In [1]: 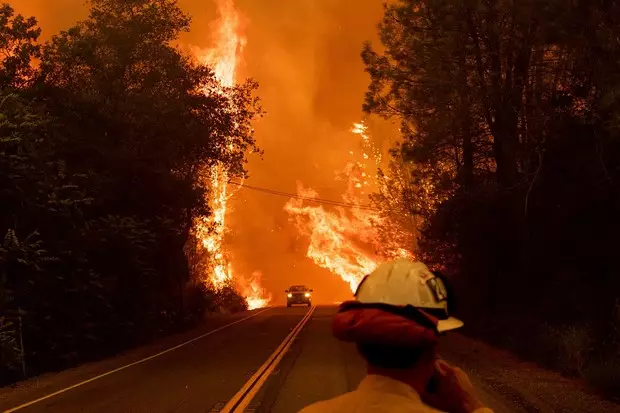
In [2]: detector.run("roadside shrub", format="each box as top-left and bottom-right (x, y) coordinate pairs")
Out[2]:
(585, 354), (620, 400)
(539, 324), (593, 376)
(184, 281), (248, 318)
(184, 281), (215, 321)
(215, 285), (248, 314)
(0, 317), (21, 384)
(586, 302), (620, 400)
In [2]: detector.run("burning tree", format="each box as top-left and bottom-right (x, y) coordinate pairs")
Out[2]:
(191, 0), (271, 310)
(0, 0), (265, 381)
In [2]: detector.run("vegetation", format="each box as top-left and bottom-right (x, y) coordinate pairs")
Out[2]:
(365, 0), (620, 399)
(0, 0), (256, 384)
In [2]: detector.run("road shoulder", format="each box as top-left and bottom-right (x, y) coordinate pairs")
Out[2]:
(440, 333), (620, 413)
(0, 309), (269, 410)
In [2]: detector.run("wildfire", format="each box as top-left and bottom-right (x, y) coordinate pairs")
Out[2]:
(285, 122), (412, 293)
(195, 0), (270, 310)
(193, 0), (246, 88)
(244, 271), (271, 310)
(285, 186), (379, 292)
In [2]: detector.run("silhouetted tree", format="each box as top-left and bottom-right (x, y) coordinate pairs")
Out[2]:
(365, 0), (620, 396)
(0, 0), (259, 382)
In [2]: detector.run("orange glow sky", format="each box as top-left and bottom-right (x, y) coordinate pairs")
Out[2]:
(10, 0), (393, 304)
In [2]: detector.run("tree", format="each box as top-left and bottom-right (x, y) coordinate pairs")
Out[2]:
(0, 0), (260, 382)
(364, 0), (620, 394)
(0, 88), (79, 381)
(38, 0), (259, 237)
(0, 4), (40, 89)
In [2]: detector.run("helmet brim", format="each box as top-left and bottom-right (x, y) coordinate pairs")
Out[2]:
(437, 316), (464, 332)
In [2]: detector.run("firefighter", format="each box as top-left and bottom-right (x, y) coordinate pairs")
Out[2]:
(299, 258), (493, 413)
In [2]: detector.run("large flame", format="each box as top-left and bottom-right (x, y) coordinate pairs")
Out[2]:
(193, 0), (246, 89)
(244, 271), (271, 310)
(285, 122), (412, 293)
(195, 0), (270, 310)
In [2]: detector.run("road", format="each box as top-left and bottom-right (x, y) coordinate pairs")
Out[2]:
(0, 306), (618, 413)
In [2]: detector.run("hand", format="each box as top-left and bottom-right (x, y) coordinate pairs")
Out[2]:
(422, 359), (487, 413)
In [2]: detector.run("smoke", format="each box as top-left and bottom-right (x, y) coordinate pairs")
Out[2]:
(228, 1), (385, 304)
(12, 0), (387, 304)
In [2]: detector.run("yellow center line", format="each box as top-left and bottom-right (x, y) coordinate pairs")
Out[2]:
(3, 308), (272, 413)
(221, 306), (316, 413)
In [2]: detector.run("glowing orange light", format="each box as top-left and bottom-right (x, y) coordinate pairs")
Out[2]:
(194, 0), (270, 309)
(193, 0), (245, 89)
(285, 122), (412, 293)
(243, 271), (271, 310)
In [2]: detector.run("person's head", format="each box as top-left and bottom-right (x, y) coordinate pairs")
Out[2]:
(332, 259), (463, 390)
(356, 342), (432, 370)
(356, 341), (438, 389)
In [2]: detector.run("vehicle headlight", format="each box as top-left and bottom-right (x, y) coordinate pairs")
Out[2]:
(287, 293), (292, 298)
(305, 292), (310, 298)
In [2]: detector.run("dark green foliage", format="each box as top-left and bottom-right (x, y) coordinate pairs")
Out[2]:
(365, 0), (620, 398)
(0, 0), (257, 383)
(0, 4), (40, 89)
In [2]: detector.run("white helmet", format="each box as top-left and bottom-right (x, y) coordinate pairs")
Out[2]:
(355, 258), (464, 332)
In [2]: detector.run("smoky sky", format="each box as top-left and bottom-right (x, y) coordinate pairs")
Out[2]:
(11, 0), (387, 304)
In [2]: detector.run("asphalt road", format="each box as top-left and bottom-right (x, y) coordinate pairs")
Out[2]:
(0, 306), (618, 413)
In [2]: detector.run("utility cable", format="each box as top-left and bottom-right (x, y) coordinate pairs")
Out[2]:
(226, 180), (381, 211)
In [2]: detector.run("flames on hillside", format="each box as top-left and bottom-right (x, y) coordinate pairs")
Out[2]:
(285, 122), (413, 293)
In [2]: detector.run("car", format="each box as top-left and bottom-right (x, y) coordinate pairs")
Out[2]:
(285, 285), (313, 307)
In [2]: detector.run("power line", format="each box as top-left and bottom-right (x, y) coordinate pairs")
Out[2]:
(226, 181), (381, 211)
(227, 181), (378, 210)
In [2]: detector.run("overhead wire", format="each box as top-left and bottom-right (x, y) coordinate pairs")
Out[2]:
(226, 180), (381, 211)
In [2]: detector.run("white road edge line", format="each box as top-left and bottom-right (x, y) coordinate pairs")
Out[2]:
(221, 306), (316, 413)
(3, 308), (272, 413)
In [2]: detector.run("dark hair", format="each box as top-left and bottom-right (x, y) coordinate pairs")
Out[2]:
(356, 342), (433, 369)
